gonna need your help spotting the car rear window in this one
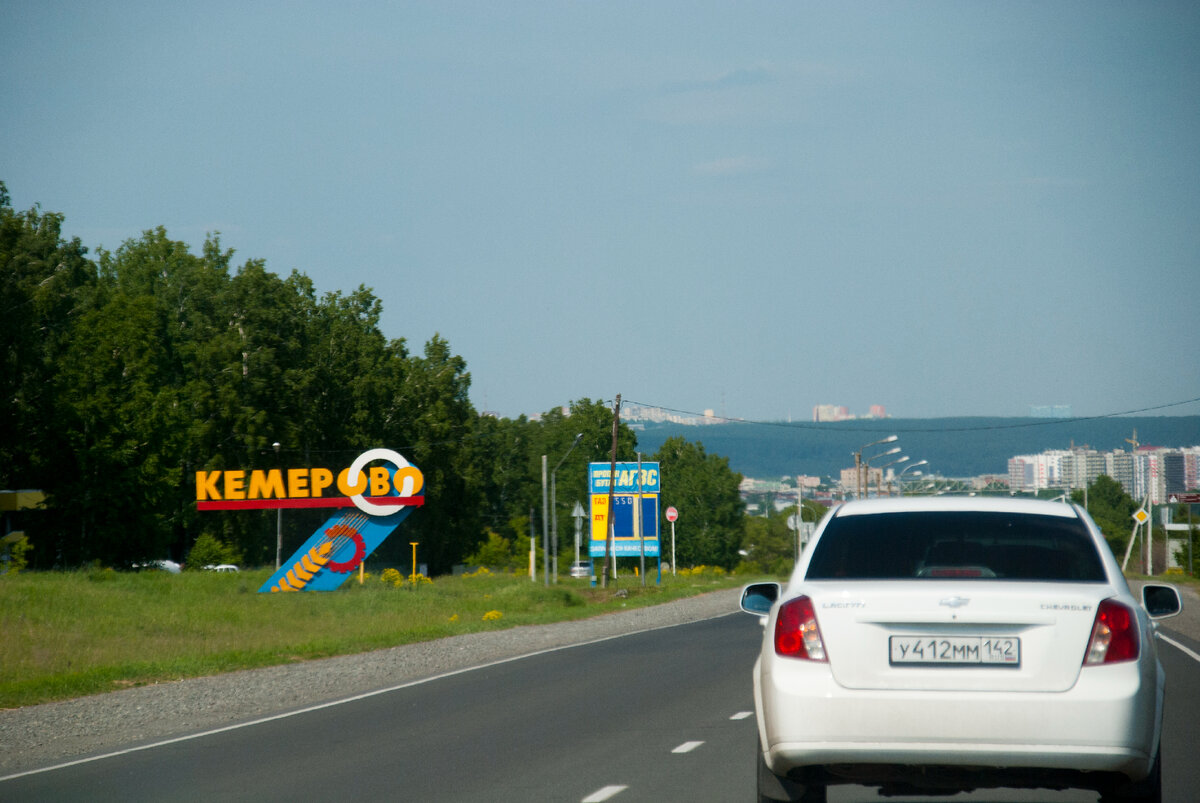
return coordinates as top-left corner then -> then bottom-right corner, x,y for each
805,511 -> 1107,582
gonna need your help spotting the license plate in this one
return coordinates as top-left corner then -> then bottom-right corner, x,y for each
889,635 -> 1020,666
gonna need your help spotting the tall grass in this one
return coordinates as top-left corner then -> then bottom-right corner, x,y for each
0,567 -> 744,708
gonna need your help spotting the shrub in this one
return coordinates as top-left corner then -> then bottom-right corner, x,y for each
1,534 -> 32,575
185,534 -> 242,570
464,530 -> 526,571
678,565 -> 727,578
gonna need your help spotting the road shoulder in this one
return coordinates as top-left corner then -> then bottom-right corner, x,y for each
0,588 -> 740,777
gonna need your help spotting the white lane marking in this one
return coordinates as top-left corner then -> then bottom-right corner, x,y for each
730,710 -> 753,720
0,612 -> 739,783
672,740 -> 704,753
583,785 -> 627,802
1158,632 -> 1200,664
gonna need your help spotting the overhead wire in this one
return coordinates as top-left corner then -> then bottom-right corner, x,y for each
621,396 -> 1200,435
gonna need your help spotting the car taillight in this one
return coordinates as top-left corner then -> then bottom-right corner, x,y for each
774,596 -> 827,661
1084,598 -> 1139,665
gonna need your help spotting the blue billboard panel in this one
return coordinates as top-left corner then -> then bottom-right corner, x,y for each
589,493 -> 659,557
589,462 -> 660,495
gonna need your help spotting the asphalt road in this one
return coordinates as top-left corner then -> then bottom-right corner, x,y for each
3,606 -> 1199,802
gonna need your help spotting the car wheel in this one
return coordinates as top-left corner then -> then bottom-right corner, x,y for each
756,740 -> 826,803
1100,751 -> 1162,803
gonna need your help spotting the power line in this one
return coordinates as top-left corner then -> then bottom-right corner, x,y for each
622,396 -> 1200,435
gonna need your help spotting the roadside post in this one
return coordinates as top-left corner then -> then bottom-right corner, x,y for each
1167,493 -> 1200,575
572,501 -> 586,570
666,506 -> 678,575
637,452 -> 645,587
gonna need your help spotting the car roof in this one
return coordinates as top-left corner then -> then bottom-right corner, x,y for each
830,496 -> 1080,519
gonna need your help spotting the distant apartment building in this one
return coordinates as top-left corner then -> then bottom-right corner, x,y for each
838,466 -> 886,497
813,404 -> 888,422
1029,405 -> 1072,418
1163,451 -> 1185,497
1007,444 -> 1200,504
1007,450 -> 1067,491
622,403 -> 721,426
814,404 -> 850,422
1007,456 -> 1035,490
1186,449 -> 1200,493
1107,450 -> 1135,495
1062,449 -> 1108,490
792,475 -> 822,491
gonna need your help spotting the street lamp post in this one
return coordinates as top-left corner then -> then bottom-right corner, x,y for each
871,455 -> 909,497
854,436 -> 898,499
862,445 -> 902,499
793,483 -> 808,562
549,433 -> 584,585
896,460 -> 928,495
273,442 -> 282,570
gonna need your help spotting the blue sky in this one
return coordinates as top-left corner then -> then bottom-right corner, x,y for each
4,2 -> 1199,421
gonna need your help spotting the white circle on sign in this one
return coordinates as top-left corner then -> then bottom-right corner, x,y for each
347,448 -> 412,517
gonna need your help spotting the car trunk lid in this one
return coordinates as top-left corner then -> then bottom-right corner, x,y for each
808,581 -> 1112,692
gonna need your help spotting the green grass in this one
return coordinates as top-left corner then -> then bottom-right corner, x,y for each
0,566 -> 749,709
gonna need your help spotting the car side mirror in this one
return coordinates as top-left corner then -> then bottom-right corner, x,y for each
740,582 -> 780,617
1141,584 -> 1182,619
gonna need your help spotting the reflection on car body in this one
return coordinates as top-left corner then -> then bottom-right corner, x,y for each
741,496 -> 1182,802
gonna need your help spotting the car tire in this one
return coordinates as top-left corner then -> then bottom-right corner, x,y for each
1099,751 -> 1162,803
756,740 -> 826,803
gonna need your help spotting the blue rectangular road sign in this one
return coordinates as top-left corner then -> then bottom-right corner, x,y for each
589,462 -> 660,495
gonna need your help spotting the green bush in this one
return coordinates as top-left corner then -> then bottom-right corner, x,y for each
1,534 -> 33,574
464,529 -> 527,570
185,534 -> 242,570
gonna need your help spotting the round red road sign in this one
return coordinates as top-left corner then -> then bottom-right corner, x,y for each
666,506 -> 678,522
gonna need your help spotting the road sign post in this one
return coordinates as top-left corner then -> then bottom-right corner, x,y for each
1167,495 -> 1199,576
572,501 -> 586,568
666,506 -> 678,575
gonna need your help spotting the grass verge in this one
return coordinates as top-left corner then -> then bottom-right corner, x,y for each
0,566 -> 750,709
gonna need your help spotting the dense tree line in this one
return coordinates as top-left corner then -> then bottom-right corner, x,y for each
1,185 -> 746,574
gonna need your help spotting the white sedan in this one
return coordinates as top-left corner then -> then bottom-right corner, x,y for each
740,496 -> 1182,802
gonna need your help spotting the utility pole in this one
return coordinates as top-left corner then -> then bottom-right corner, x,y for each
542,454 -> 549,586
1125,430 -> 1151,574
637,451 -> 645,587
273,442 -> 282,570
601,394 -> 620,589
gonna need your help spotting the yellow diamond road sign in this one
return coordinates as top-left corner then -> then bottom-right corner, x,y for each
1132,508 -> 1149,524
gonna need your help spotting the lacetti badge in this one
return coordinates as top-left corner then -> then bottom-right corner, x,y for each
195,448 -> 424,592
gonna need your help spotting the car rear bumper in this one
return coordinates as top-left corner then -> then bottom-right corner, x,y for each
757,658 -> 1160,781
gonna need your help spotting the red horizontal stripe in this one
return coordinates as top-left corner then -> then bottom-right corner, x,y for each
197,496 -> 424,512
